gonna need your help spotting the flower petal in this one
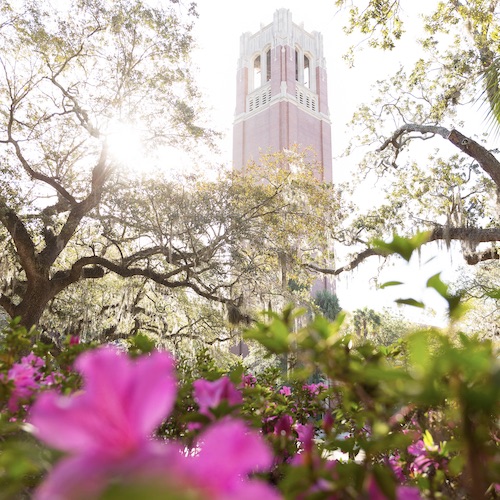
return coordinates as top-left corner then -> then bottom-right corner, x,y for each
194,419 -> 273,491
34,453 -> 110,500
30,347 -> 177,456
124,350 -> 177,436
30,391 -> 101,454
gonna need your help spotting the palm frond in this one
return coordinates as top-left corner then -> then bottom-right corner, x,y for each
479,57 -> 500,139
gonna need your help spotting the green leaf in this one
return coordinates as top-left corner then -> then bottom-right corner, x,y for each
426,273 -> 448,297
371,231 -> 432,262
485,288 -> 500,299
379,280 -> 404,289
426,273 -> 467,320
407,331 -> 433,374
423,430 -> 438,451
447,455 -> 466,476
395,298 -> 425,308
229,365 -> 244,385
128,333 -> 155,355
373,465 -> 396,500
243,318 -> 290,354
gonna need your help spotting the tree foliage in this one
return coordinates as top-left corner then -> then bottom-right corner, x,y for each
330,0 -> 500,277
347,306 -> 415,346
314,289 -> 341,321
0,1 -> 341,340
0,0 -> 208,329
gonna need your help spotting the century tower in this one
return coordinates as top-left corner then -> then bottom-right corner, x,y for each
233,8 -> 332,181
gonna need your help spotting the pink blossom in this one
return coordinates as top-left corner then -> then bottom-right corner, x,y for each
188,419 -> 280,499
323,411 -> 334,433
5,354 -> 48,412
69,335 -> 80,345
302,382 -> 327,396
295,423 -> 315,453
407,438 -> 443,475
21,353 -> 45,369
368,476 -> 421,499
30,346 -> 176,458
388,453 -> 405,482
34,440 -> 186,499
193,376 -> 243,417
396,487 -> 422,499
279,385 -> 292,396
30,347 -> 278,500
274,414 -> 293,437
408,439 -> 425,457
242,373 -> 257,387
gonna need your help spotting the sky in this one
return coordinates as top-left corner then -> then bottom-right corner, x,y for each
188,1 -> 465,324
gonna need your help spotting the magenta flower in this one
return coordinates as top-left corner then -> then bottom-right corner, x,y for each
29,347 -> 177,498
193,376 -> 243,417
407,438 -> 444,475
6,363 -> 40,411
368,476 -> 421,499
242,373 -> 257,387
31,346 -> 176,458
295,423 -> 315,453
302,382 -> 327,395
4,353 -> 51,412
322,411 -> 334,433
388,453 -> 405,482
408,439 -> 425,457
188,419 -> 280,499
279,385 -> 292,396
21,353 -> 45,369
30,347 -> 278,500
274,414 -> 293,437
69,335 -> 80,345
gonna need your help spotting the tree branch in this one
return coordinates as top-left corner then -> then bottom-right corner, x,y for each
0,200 -> 39,280
50,255 -> 231,307
378,124 -> 500,188
305,248 -> 382,276
310,226 -> 500,276
38,144 -> 111,268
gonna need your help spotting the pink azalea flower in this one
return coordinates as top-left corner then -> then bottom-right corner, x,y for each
388,453 -> 405,482
279,385 -> 292,396
30,346 -> 176,458
368,476 -> 421,499
295,423 -> 315,453
193,376 -> 243,417
302,382 -> 327,396
30,347 -> 278,500
407,438 -> 444,475
408,439 -> 425,457
21,353 -> 45,369
323,411 -> 334,433
5,354 -> 48,412
69,335 -> 80,345
274,414 -> 293,437
188,419 -> 280,499
34,440 -> 186,500
242,373 -> 257,387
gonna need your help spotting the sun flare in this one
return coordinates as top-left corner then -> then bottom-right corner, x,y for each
106,121 -> 149,172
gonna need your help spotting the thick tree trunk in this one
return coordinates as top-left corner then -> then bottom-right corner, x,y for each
11,280 -> 54,331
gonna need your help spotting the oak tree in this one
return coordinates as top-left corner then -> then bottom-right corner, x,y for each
329,0 -> 500,275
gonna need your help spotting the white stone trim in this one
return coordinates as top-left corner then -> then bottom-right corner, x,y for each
295,83 -> 318,112
234,92 -> 331,125
247,83 -> 272,112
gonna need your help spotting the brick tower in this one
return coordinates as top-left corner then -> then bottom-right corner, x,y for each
233,8 -> 332,181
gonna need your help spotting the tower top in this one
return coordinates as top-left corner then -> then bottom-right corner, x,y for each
233,9 -> 332,182
237,9 -> 326,72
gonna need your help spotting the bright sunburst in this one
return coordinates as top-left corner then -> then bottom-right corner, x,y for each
106,121 -> 149,172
